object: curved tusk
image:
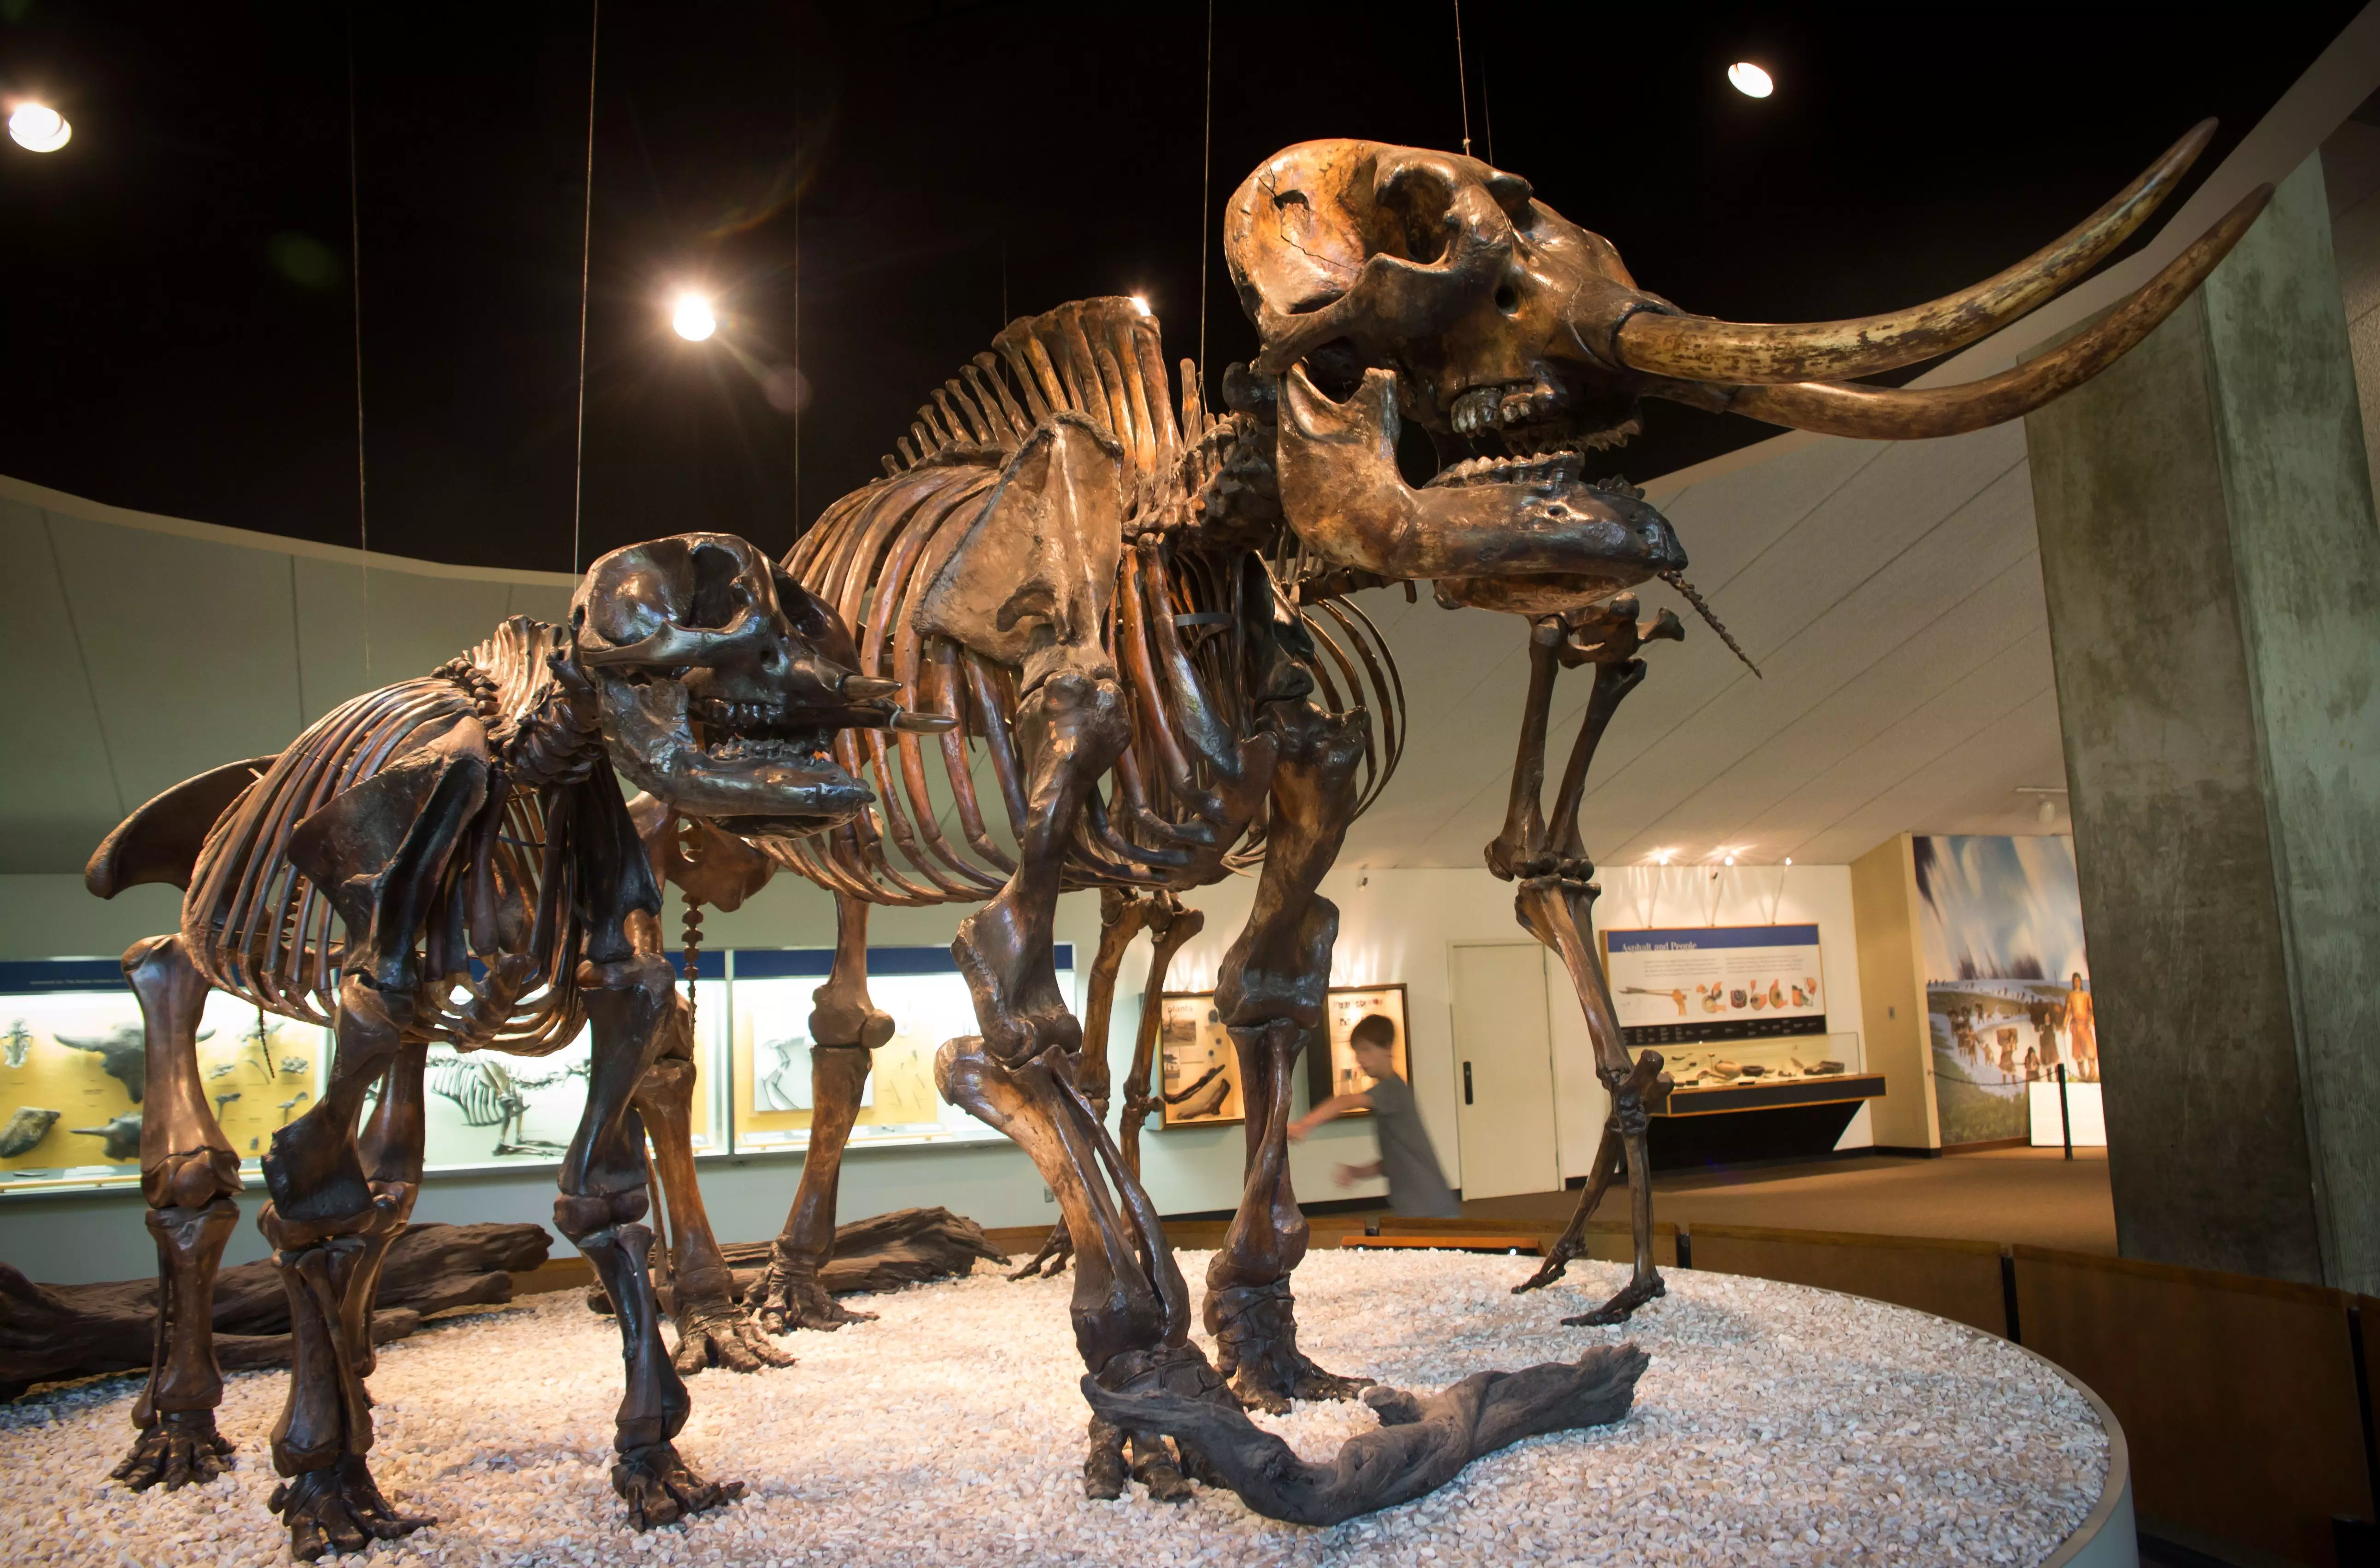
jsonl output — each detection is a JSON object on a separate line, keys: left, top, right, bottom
{"left": 1613, "top": 120, "right": 2218, "bottom": 386}
{"left": 1647, "top": 182, "right": 2270, "bottom": 441}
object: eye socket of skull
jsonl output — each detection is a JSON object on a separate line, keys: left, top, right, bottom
{"left": 574, "top": 534, "right": 780, "bottom": 669}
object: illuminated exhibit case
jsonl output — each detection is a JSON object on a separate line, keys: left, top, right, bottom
{"left": 1601, "top": 927, "right": 1879, "bottom": 1168}
{"left": 0, "top": 959, "right": 327, "bottom": 1187}
{"left": 0, "top": 946, "right": 1073, "bottom": 1192}
{"left": 1152, "top": 983, "right": 1411, "bottom": 1131}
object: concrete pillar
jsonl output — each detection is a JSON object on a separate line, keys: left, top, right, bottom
{"left": 2025, "top": 153, "right": 2380, "bottom": 1291}
{"left": 1847, "top": 833, "right": 1941, "bottom": 1153}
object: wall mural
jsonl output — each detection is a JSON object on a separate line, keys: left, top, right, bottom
{"left": 1914, "top": 835, "right": 2097, "bottom": 1147}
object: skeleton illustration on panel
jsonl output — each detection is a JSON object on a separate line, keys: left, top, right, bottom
{"left": 83, "top": 538, "right": 913, "bottom": 1557}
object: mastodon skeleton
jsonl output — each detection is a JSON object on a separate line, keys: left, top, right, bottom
{"left": 654, "top": 120, "right": 2268, "bottom": 1504}
{"left": 642, "top": 298, "right": 1408, "bottom": 1424}
{"left": 84, "top": 553, "right": 909, "bottom": 1557}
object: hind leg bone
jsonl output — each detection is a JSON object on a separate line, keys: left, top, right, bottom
{"left": 111, "top": 933, "right": 245, "bottom": 1492}
{"left": 257, "top": 973, "right": 434, "bottom": 1561}
{"left": 1206, "top": 702, "right": 1373, "bottom": 1412}
{"left": 750, "top": 892, "right": 891, "bottom": 1334}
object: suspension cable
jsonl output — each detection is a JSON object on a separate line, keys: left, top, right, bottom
{"left": 570, "top": 0, "right": 600, "bottom": 576}
{"left": 1453, "top": 0, "right": 1473, "bottom": 158}
{"left": 346, "top": 13, "right": 370, "bottom": 683}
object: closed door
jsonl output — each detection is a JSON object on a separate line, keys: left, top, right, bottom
{"left": 1449, "top": 943, "right": 1561, "bottom": 1200}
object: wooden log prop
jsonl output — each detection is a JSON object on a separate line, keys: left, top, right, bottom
{"left": 1080, "top": 1343, "right": 1651, "bottom": 1526}
{"left": 0, "top": 1221, "right": 549, "bottom": 1399}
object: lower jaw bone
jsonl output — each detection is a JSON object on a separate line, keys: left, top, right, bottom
{"left": 1432, "top": 573, "right": 1626, "bottom": 614}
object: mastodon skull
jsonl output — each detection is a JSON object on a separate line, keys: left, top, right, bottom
{"left": 1225, "top": 131, "right": 2266, "bottom": 610}
{"left": 573, "top": 533, "right": 920, "bottom": 837}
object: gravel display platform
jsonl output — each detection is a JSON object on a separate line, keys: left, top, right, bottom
{"left": 0, "top": 1249, "right": 2109, "bottom": 1567}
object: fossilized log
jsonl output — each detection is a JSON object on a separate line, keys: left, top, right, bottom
{"left": 1081, "top": 1343, "right": 1650, "bottom": 1525}
{"left": 0, "top": 1221, "right": 548, "bottom": 1398}
{"left": 596, "top": 1207, "right": 1008, "bottom": 1316}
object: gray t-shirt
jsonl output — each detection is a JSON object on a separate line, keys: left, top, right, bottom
{"left": 1364, "top": 1070, "right": 1460, "bottom": 1218}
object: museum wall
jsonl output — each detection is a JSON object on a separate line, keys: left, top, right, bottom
{"left": 0, "top": 856, "right": 1869, "bottom": 1283}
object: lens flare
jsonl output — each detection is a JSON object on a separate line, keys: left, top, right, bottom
{"left": 671, "top": 293, "right": 717, "bottom": 341}
{"left": 8, "top": 103, "right": 72, "bottom": 153}
{"left": 1726, "top": 62, "right": 1774, "bottom": 99}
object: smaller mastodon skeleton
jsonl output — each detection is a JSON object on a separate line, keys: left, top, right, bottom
{"left": 83, "top": 537, "right": 907, "bottom": 1559}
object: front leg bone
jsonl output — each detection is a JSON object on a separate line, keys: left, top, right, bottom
{"left": 561, "top": 951, "right": 742, "bottom": 1528}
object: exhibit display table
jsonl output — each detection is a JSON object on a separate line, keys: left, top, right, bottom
{"left": 0, "top": 1250, "right": 2126, "bottom": 1566}
{"left": 1648, "top": 1072, "right": 1891, "bottom": 1170}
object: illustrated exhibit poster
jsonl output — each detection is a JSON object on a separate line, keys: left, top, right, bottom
{"left": 732, "top": 947, "right": 1069, "bottom": 1152}
{"left": 1601, "top": 926, "right": 1826, "bottom": 1048}
{"left": 1914, "top": 835, "right": 2094, "bottom": 1147}
{"left": 1304, "top": 984, "right": 1411, "bottom": 1117}
{"left": 1155, "top": 993, "right": 1245, "bottom": 1128}
{"left": 0, "top": 960, "right": 328, "bottom": 1187}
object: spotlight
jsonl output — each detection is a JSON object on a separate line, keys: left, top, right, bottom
{"left": 671, "top": 293, "right": 717, "bottom": 342}
{"left": 2038, "top": 798, "right": 2057, "bottom": 825}
{"left": 1723, "top": 854, "right": 1736, "bottom": 866}
{"left": 1130, "top": 294, "right": 1152, "bottom": 316}
{"left": 1783, "top": 857, "right": 1793, "bottom": 866}
{"left": 8, "top": 102, "right": 71, "bottom": 153}
{"left": 1727, "top": 62, "right": 1774, "bottom": 99}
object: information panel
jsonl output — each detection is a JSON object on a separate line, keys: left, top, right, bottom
{"left": 1603, "top": 925, "right": 1827, "bottom": 1047}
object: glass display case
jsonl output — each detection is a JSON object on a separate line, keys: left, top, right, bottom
{"left": 0, "top": 960, "right": 329, "bottom": 1194}
{"left": 726, "top": 944, "right": 1072, "bottom": 1154}
{"left": 0, "top": 942, "right": 1070, "bottom": 1194}
{"left": 1641, "top": 1032, "right": 1863, "bottom": 1089}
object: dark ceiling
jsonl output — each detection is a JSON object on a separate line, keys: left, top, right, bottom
{"left": 0, "top": 3, "right": 2360, "bottom": 573}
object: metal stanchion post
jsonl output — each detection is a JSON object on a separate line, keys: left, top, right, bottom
{"left": 2057, "top": 1062, "right": 2074, "bottom": 1161}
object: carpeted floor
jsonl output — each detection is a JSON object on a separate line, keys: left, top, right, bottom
{"left": 1373, "top": 1147, "right": 2118, "bottom": 1255}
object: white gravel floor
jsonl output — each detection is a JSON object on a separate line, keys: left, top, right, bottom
{"left": 0, "top": 1250, "right": 2108, "bottom": 1568}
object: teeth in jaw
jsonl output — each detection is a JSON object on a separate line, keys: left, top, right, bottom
{"left": 698, "top": 731, "right": 829, "bottom": 766}
{"left": 1449, "top": 380, "right": 1564, "bottom": 435}
{"left": 1423, "top": 447, "right": 1586, "bottom": 490}
{"left": 698, "top": 697, "right": 788, "bottom": 728}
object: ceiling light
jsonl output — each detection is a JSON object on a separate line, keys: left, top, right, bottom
{"left": 8, "top": 102, "right": 71, "bottom": 153}
{"left": 1783, "top": 857, "right": 1792, "bottom": 866}
{"left": 1726, "top": 62, "right": 1774, "bottom": 99}
{"left": 1130, "top": 294, "right": 1152, "bottom": 316}
{"left": 2038, "top": 798, "right": 2057, "bottom": 825}
{"left": 671, "top": 293, "right": 717, "bottom": 341}
{"left": 1723, "top": 854, "right": 1736, "bottom": 866}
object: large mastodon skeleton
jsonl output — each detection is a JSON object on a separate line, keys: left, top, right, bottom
{"left": 639, "top": 121, "right": 2262, "bottom": 1504}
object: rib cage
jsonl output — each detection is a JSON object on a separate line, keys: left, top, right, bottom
{"left": 181, "top": 622, "right": 588, "bottom": 1053}
{"left": 765, "top": 298, "right": 1405, "bottom": 907}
